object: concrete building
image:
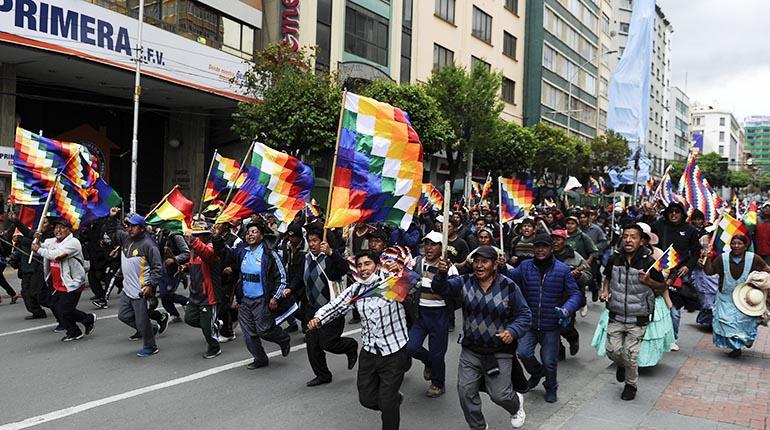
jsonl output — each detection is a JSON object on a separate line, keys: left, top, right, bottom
{"left": 666, "top": 86, "right": 689, "bottom": 162}
{"left": 743, "top": 115, "right": 770, "bottom": 174}
{"left": 690, "top": 104, "right": 746, "bottom": 171}
{"left": 266, "top": 0, "right": 526, "bottom": 124}
{"left": 523, "top": 0, "right": 605, "bottom": 138}
{"left": 0, "top": 0, "right": 262, "bottom": 211}
{"left": 607, "top": 0, "right": 672, "bottom": 176}
{"left": 597, "top": 0, "right": 613, "bottom": 134}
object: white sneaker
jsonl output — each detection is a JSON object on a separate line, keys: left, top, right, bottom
{"left": 670, "top": 342, "right": 679, "bottom": 351}
{"left": 579, "top": 306, "right": 588, "bottom": 317}
{"left": 511, "top": 392, "right": 525, "bottom": 428}
{"left": 217, "top": 334, "right": 236, "bottom": 343}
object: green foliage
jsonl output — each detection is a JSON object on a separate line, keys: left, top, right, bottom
{"left": 359, "top": 80, "right": 454, "bottom": 155}
{"left": 528, "top": 123, "right": 589, "bottom": 186}
{"left": 758, "top": 173, "right": 770, "bottom": 191}
{"left": 728, "top": 170, "right": 752, "bottom": 189}
{"left": 589, "top": 130, "right": 631, "bottom": 173}
{"left": 475, "top": 119, "right": 536, "bottom": 178}
{"left": 232, "top": 43, "right": 342, "bottom": 157}
{"left": 426, "top": 62, "right": 504, "bottom": 180}
{"left": 668, "top": 152, "right": 728, "bottom": 188}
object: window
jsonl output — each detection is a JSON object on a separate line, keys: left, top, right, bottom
{"left": 221, "top": 16, "right": 255, "bottom": 59}
{"left": 433, "top": 43, "right": 454, "bottom": 71}
{"left": 620, "top": 22, "right": 630, "bottom": 33}
{"left": 400, "top": 0, "right": 412, "bottom": 83}
{"left": 543, "top": 45, "right": 554, "bottom": 70}
{"left": 720, "top": 117, "right": 726, "bottom": 126}
{"left": 694, "top": 116, "right": 702, "bottom": 126}
{"left": 719, "top": 145, "right": 724, "bottom": 155}
{"left": 471, "top": 56, "right": 491, "bottom": 71}
{"left": 599, "top": 109, "right": 608, "bottom": 131}
{"left": 719, "top": 131, "right": 725, "bottom": 142}
{"left": 315, "top": 0, "right": 333, "bottom": 72}
{"left": 503, "top": 32, "right": 517, "bottom": 59}
{"left": 602, "top": 13, "right": 610, "bottom": 34}
{"left": 505, "top": 0, "right": 518, "bottom": 14}
{"left": 502, "top": 78, "right": 515, "bottom": 104}
{"left": 600, "top": 77, "right": 608, "bottom": 97}
{"left": 435, "top": 0, "right": 455, "bottom": 23}
{"left": 472, "top": 6, "right": 492, "bottom": 43}
{"left": 344, "top": 4, "right": 389, "bottom": 66}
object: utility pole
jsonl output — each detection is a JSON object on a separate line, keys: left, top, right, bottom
{"left": 129, "top": 0, "right": 145, "bottom": 214}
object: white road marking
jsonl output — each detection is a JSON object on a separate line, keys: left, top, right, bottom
{"left": 0, "top": 327, "right": 363, "bottom": 429}
{"left": 0, "top": 314, "right": 119, "bottom": 338}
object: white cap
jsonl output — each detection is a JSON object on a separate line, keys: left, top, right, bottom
{"left": 423, "top": 231, "right": 443, "bottom": 244}
{"left": 436, "top": 215, "right": 445, "bottom": 223}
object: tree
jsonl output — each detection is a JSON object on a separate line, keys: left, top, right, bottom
{"left": 232, "top": 44, "right": 341, "bottom": 157}
{"left": 589, "top": 130, "right": 631, "bottom": 173}
{"left": 728, "top": 170, "right": 752, "bottom": 189}
{"left": 758, "top": 173, "right": 770, "bottom": 191}
{"left": 359, "top": 79, "right": 454, "bottom": 156}
{"left": 528, "top": 123, "right": 589, "bottom": 187}
{"left": 426, "top": 62, "right": 504, "bottom": 181}
{"left": 475, "top": 119, "right": 536, "bottom": 178}
{"left": 669, "top": 152, "right": 728, "bottom": 188}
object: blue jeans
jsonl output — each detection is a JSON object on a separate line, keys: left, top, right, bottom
{"left": 517, "top": 329, "right": 560, "bottom": 391}
{"left": 670, "top": 306, "right": 681, "bottom": 340}
{"left": 406, "top": 306, "right": 450, "bottom": 389}
{"left": 159, "top": 273, "right": 188, "bottom": 317}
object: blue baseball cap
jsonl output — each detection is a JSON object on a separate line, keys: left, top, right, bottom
{"left": 127, "top": 213, "right": 146, "bottom": 227}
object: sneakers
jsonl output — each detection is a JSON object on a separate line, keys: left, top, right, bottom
{"left": 24, "top": 314, "right": 46, "bottom": 320}
{"left": 527, "top": 374, "right": 542, "bottom": 390}
{"left": 246, "top": 360, "right": 269, "bottom": 370}
{"left": 579, "top": 306, "right": 588, "bottom": 317}
{"left": 620, "top": 384, "right": 637, "bottom": 401}
{"left": 91, "top": 299, "right": 108, "bottom": 309}
{"left": 347, "top": 351, "right": 358, "bottom": 370}
{"left": 137, "top": 346, "right": 159, "bottom": 357}
{"left": 423, "top": 366, "right": 432, "bottom": 381}
{"left": 53, "top": 325, "right": 66, "bottom": 333}
{"left": 670, "top": 342, "right": 680, "bottom": 352}
{"left": 203, "top": 347, "right": 222, "bottom": 359}
{"left": 306, "top": 377, "right": 332, "bottom": 387}
{"left": 426, "top": 384, "right": 445, "bottom": 398}
{"left": 157, "top": 312, "right": 169, "bottom": 334}
{"left": 61, "top": 333, "right": 84, "bottom": 342}
{"left": 216, "top": 334, "right": 236, "bottom": 343}
{"left": 280, "top": 340, "right": 291, "bottom": 357}
{"left": 615, "top": 365, "right": 626, "bottom": 383}
{"left": 170, "top": 315, "right": 183, "bottom": 324}
{"left": 510, "top": 392, "right": 526, "bottom": 428}
{"left": 84, "top": 314, "right": 97, "bottom": 335}
{"left": 128, "top": 331, "right": 142, "bottom": 341}
{"left": 544, "top": 389, "right": 558, "bottom": 403}
{"left": 728, "top": 348, "right": 742, "bottom": 358}
{"left": 569, "top": 341, "right": 579, "bottom": 356}
{"left": 153, "top": 324, "right": 160, "bottom": 335}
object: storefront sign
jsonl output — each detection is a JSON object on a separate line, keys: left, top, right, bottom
{"left": 281, "top": 0, "right": 299, "bottom": 51}
{"left": 0, "top": 0, "right": 254, "bottom": 100}
{"left": 0, "top": 146, "right": 13, "bottom": 175}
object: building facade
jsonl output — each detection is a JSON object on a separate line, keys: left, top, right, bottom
{"left": 743, "top": 115, "right": 770, "bottom": 174}
{"left": 523, "top": 0, "right": 604, "bottom": 138}
{"left": 0, "top": 0, "right": 263, "bottom": 211}
{"left": 607, "top": 0, "right": 672, "bottom": 176}
{"left": 666, "top": 86, "right": 689, "bottom": 162}
{"left": 690, "top": 104, "right": 746, "bottom": 171}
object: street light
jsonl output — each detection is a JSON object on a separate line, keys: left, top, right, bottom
{"left": 566, "top": 49, "right": 617, "bottom": 137}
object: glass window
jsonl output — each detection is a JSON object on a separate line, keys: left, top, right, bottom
{"left": 503, "top": 31, "right": 517, "bottom": 59}
{"left": 472, "top": 6, "right": 492, "bottom": 43}
{"left": 400, "top": 0, "right": 412, "bottom": 83}
{"left": 505, "top": 0, "right": 518, "bottom": 14}
{"left": 344, "top": 4, "right": 390, "bottom": 67}
{"left": 435, "top": 0, "right": 455, "bottom": 24}
{"left": 720, "top": 117, "right": 726, "bottom": 126}
{"left": 602, "top": 13, "right": 610, "bottom": 34}
{"left": 502, "top": 78, "right": 515, "bottom": 104}
{"left": 620, "top": 22, "right": 630, "bottom": 33}
{"left": 315, "top": 0, "right": 333, "bottom": 73}
{"left": 433, "top": 43, "right": 454, "bottom": 71}
{"left": 543, "top": 45, "right": 554, "bottom": 70}
{"left": 600, "top": 77, "right": 608, "bottom": 97}
{"left": 471, "top": 56, "right": 491, "bottom": 71}
{"left": 719, "top": 131, "right": 725, "bottom": 142}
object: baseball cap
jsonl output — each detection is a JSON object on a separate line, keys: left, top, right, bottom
{"left": 51, "top": 218, "right": 72, "bottom": 229}
{"left": 473, "top": 245, "right": 498, "bottom": 260}
{"left": 422, "top": 231, "right": 443, "bottom": 244}
{"left": 533, "top": 233, "right": 553, "bottom": 246}
{"left": 550, "top": 229, "right": 568, "bottom": 239}
{"left": 127, "top": 213, "right": 146, "bottom": 227}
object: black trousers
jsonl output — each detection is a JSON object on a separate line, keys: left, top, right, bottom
{"left": 357, "top": 347, "right": 409, "bottom": 430}
{"left": 0, "top": 268, "right": 16, "bottom": 297}
{"left": 50, "top": 289, "right": 91, "bottom": 337}
{"left": 21, "top": 271, "right": 46, "bottom": 317}
{"left": 305, "top": 315, "right": 357, "bottom": 380}
{"left": 560, "top": 317, "right": 580, "bottom": 346}
{"left": 217, "top": 282, "right": 237, "bottom": 338}
{"left": 87, "top": 265, "right": 106, "bottom": 300}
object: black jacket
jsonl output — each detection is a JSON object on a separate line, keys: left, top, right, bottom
{"left": 651, "top": 219, "right": 701, "bottom": 270}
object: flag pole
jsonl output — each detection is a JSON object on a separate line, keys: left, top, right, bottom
{"left": 197, "top": 149, "right": 218, "bottom": 216}
{"left": 442, "top": 180, "right": 451, "bottom": 258}
{"left": 222, "top": 141, "right": 255, "bottom": 208}
{"left": 145, "top": 185, "right": 178, "bottom": 220}
{"left": 498, "top": 176, "right": 505, "bottom": 254}
{"left": 323, "top": 90, "right": 348, "bottom": 243}
{"left": 29, "top": 175, "right": 59, "bottom": 264}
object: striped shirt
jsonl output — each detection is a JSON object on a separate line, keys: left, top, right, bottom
{"left": 314, "top": 274, "right": 408, "bottom": 356}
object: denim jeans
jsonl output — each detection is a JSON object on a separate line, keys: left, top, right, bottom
{"left": 670, "top": 306, "right": 681, "bottom": 339}
{"left": 516, "top": 329, "right": 561, "bottom": 390}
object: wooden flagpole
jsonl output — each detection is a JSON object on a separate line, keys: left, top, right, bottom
{"left": 323, "top": 90, "right": 348, "bottom": 243}
{"left": 144, "top": 185, "right": 179, "bottom": 220}
{"left": 441, "top": 180, "right": 451, "bottom": 258}
{"left": 197, "top": 149, "right": 218, "bottom": 216}
{"left": 498, "top": 176, "right": 505, "bottom": 254}
{"left": 222, "top": 140, "right": 256, "bottom": 208}
{"left": 29, "top": 174, "right": 59, "bottom": 264}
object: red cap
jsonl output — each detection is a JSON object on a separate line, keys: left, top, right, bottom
{"left": 551, "top": 229, "right": 568, "bottom": 239}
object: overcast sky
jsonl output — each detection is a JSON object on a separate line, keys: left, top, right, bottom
{"left": 657, "top": 0, "right": 770, "bottom": 121}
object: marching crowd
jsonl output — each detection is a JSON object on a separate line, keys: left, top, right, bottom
{"left": 2, "top": 198, "right": 770, "bottom": 430}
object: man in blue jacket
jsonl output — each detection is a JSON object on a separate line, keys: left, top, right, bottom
{"left": 506, "top": 233, "right": 583, "bottom": 403}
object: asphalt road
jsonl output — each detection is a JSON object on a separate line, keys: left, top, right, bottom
{"left": 0, "top": 276, "right": 691, "bottom": 430}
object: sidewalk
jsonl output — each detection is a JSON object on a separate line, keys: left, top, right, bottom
{"left": 538, "top": 313, "right": 770, "bottom": 430}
